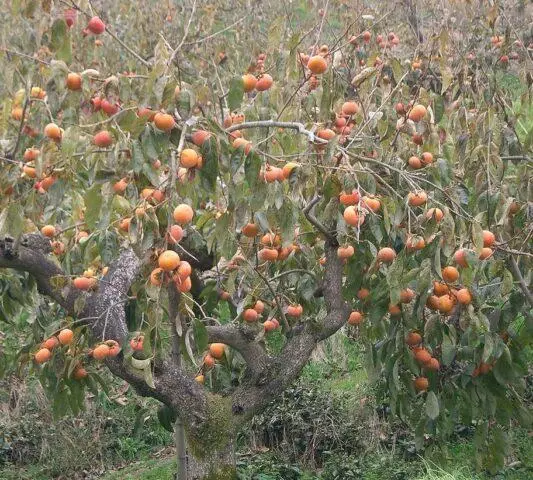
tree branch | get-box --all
[303,195,337,245]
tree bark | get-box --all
[186,438,236,480]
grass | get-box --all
[101,458,176,480]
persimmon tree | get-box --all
[0,1,532,479]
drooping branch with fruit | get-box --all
[0,1,532,479]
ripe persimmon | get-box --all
[259,248,278,261]
[255,74,273,91]
[66,72,82,90]
[479,247,493,260]
[41,225,56,237]
[263,320,276,332]
[177,261,192,279]
[113,178,128,194]
[203,354,215,368]
[158,250,180,271]
[377,247,396,263]
[243,308,259,322]
[58,328,74,345]
[93,130,113,147]
[43,336,59,350]
[242,223,259,237]
[87,16,105,34]
[307,55,327,74]
[442,266,459,283]
[337,245,355,258]
[414,348,431,364]
[73,366,88,380]
[341,101,359,116]
[456,288,472,305]
[150,267,164,286]
[362,196,381,212]
[209,343,225,359]
[180,148,199,168]
[400,288,415,303]
[242,73,257,92]
[405,331,422,346]
[408,191,428,207]
[357,288,370,300]
[343,206,365,227]
[421,152,433,165]
[287,304,303,318]
[408,156,422,169]
[73,276,94,290]
[253,300,265,314]
[388,304,401,315]
[425,208,443,222]
[414,376,429,392]
[92,344,110,360]
[191,130,211,146]
[44,123,62,140]
[482,230,495,247]
[438,294,455,313]
[408,104,427,122]
[339,190,360,206]
[173,204,194,224]
[153,112,175,131]
[348,310,363,325]
[35,348,52,364]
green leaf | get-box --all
[0,203,25,238]
[193,318,208,353]
[157,405,177,432]
[98,230,118,264]
[244,151,261,190]
[50,19,72,63]
[227,76,244,111]
[84,185,103,230]
[198,138,219,191]
[425,391,439,419]
[434,95,445,123]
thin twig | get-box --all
[167,0,198,69]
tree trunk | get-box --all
[182,394,238,480]
[174,417,188,480]
[186,438,236,480]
